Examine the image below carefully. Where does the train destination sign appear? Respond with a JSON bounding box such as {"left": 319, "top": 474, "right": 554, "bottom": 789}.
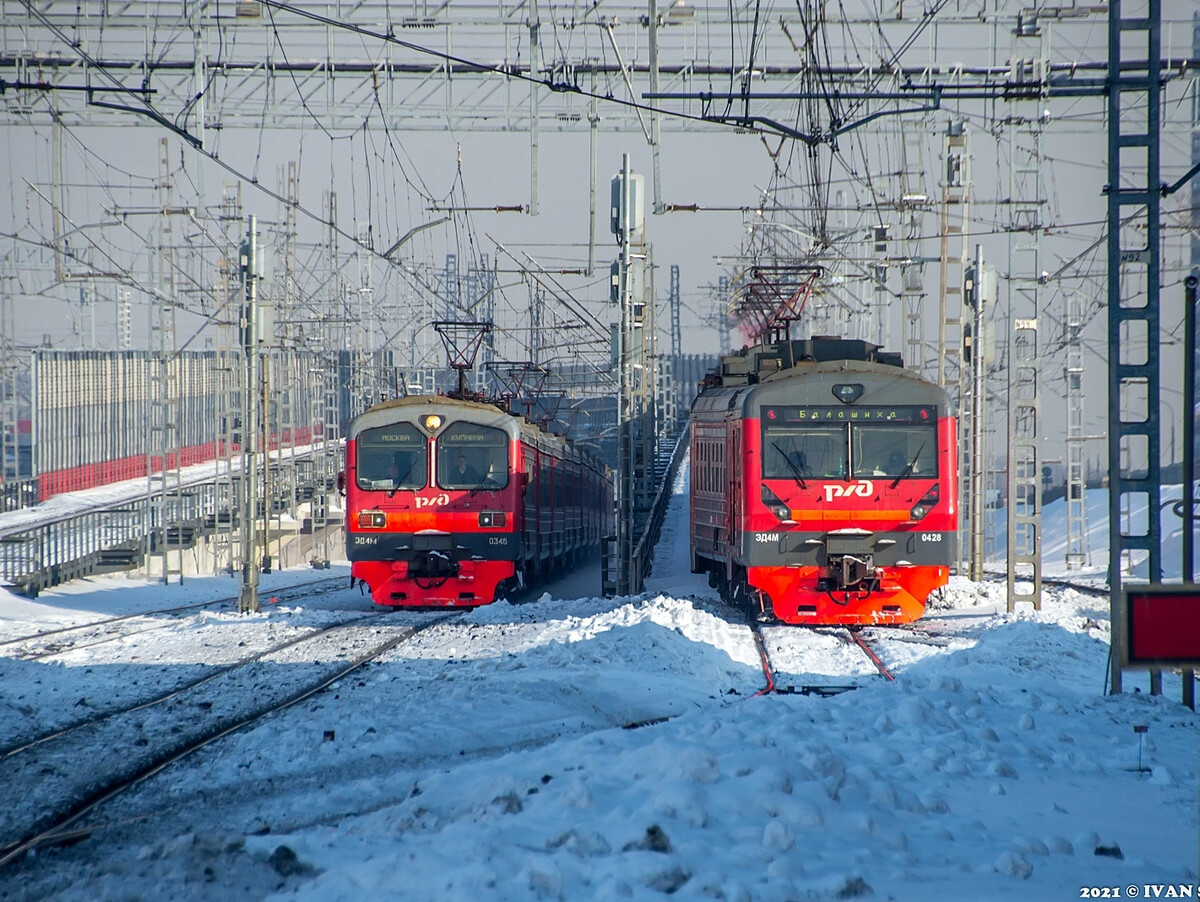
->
{"left": 361, "top": 425, "right": 424, "bottom": 446}
{"left": 762, "top": 405, "right": 937, "bottom": 424}
{"left": 1122, "top": 585, "right": 1200, "bottom": 668}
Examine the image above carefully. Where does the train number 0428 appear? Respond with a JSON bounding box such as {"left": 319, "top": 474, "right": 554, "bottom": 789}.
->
{"left": 920, "top": 532, "right": 942, "bottom": 542}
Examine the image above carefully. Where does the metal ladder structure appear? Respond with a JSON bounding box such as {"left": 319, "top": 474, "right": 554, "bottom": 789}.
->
{"left": 1004, "top": 21, "right": 1048, "bottom": 612}
{"left": 936, "top": 122, "right": 983, "bottom": 577}
{"left": 350, "top": 232, "right": 377, "bottom": 415}
{"left": 1063, "top": 288, "right": 1091, "bottom": 570}
{"left": 716, "top": 275, "right": 731, "bottom": 352}
{"left": 612, "top": 155, "right": 660, "bottom": 595}
{"left": 309, "top": 191, "right": 342, "bottom": 570}
{"left": 871, "top": 224, "right": 890, "bottom": 350}
{"left": 268, "top": 161, "right": 303, "bottom": 572}
{"left": 962, "top": 246, "right": 995, "bottom": 582}
{"left": 898, "top": 119, "right": 930, "bottom": 381}
{"left": 117, "top": 289, "right": 132, "bottom": 351}
{"left": 466, "top": 256, "right": 497, "bottom": 395}
{"left": 937, "top": 122, "right": 970, "bottom": 395}
{"left": 442, "top": 253, "right": 459, "bottom": 322}
{"left": 210, "top": 183, "right": 242, "bottom": 577}
{"left": 0, "top": 257, "right": 19, "bottom": 490}
{"left": 236, "top": 213, "right": 264, "bottom": 613}
{"left": 149, "top": 137, "right": 185, "bottom": 585}
{"left": 1107, "top": 0, "right": 1163, "bottom": 695}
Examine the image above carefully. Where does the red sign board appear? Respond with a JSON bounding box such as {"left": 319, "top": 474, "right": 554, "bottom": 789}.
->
{"left": 1123, "top": 586, "right": 1200, "bottom": 668}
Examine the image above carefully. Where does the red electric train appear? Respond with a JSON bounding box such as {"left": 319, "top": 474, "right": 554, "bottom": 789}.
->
{"left": 689, "top": 338, "right": 957, "bottom": 625}
{"left": 344, "top": 394, "right": 611, "bottom": 606}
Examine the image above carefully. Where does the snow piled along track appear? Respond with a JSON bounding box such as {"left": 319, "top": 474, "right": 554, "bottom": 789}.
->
{"left": 0, "top": 573, "right": 1195, "bottom": 902}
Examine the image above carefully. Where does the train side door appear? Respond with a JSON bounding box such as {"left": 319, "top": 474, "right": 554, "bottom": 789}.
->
{"left": 525, "top": 446, "right": 538, "bottom": 571}
{"left": 726, "top": 412, "right": 742, "bottom": 566}
{"left": 550, "top": 456, "right": 560, "bottom": 559}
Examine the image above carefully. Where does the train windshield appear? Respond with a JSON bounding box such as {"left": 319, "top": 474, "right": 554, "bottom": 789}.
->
{"left": 356, "top": 423, "right": 428, "bottom": 490}
{"left": 761, "top": 404, "right": 938, "bottom": 481}
{"left": 761, "top": 426, "right": 846, "bottom": 479}
{"left": 437, "top": 422, "right": 509, "bottom": 490}
{"left": 851, "top": 423, "right": 937, "bottom": 480}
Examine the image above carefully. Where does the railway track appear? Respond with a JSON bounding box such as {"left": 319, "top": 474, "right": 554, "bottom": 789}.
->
{"left": 0, "top": 608, "right": 462, "bottom": 867}
{"left": 1040, "top": 576, "right": 1110, "bottom": 598}
{"left": 745, "top": 604, "right": 979, "bottom": 697}
{"left": 741, "top": 571, "right": 1110, "bottom": 696}
{"left": 0, "top": 611, "right": 386, "bottom": 761}
{"left": 976, "top": 571, "right": 1111, "bottom": 601}
{"left": 748, "top": 621, "right": 908, "bottom": 696}
{"left": 0, "top": 576, "right": 350, "bottom": 662}
{"left": 747, "top": 575, "right": 1126, "bottom": 695}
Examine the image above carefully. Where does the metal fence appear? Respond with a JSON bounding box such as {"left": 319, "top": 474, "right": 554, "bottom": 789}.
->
{"left": 0, "top": 447, "right": 334, "bottom": 596}
{"left": 602, "top": 424, "right": 689, "bottom": 597}
{"left": 28, "top": 349, "right": 338, "bottom": 499}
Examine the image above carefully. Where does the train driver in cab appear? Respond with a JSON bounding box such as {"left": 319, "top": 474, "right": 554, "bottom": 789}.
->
{"left": 387, "top": 450, "right": 422, "bottom": 487}
{"left": 451, "top": 452, "right": 482, "bottom": 485}
{"left": 787, "top": 450, "right": 811, "bottom": 476}
{"left": 872, "top": 450, "right": 909, "bottom": 477}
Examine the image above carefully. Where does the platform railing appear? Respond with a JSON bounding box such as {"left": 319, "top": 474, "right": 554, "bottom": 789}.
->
{"left": 0, "top": 447, "right": 336, "bottom": 596}
{"left": 627, "top": 423, "right": 690, "bottom": 594}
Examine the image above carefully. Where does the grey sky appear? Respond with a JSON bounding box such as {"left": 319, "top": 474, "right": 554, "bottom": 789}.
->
{"left": 1, "top": 1, "right": 1197, "bottom": 469}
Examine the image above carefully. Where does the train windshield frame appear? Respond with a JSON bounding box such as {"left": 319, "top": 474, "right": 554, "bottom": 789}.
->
{"left": 437, "top": 422, "right": 510, "bottom": 490}
{"left": 356, "top": 423, "right": 428, "bottom": 490}
{"left": 761, "top": 404, "right": 938, "bottom": 481}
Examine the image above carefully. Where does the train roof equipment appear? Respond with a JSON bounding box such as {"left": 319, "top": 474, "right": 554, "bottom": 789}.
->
{"left": 701, "top": 337, "right": 904, "bottom": 389}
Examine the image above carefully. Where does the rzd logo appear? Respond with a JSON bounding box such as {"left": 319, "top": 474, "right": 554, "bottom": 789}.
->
{"left": 415, "top": 493, "right": 451, "bottom": 508}
{"left": 824, "top": 480, "right": 874, "bottom": 502}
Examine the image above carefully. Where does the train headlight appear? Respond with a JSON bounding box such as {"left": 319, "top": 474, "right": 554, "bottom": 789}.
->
{"left": 424, "top": 414, "right": 443, "bottom": 432}
{"left": 478, "top": 511, "right": 507, "bottom": 527}
{"left": 909, "top": 484, "right": 940, "bottom": 521}
{"left": 832, "top": 383, "right": 864, "bottom": 404}
{"left": 357, "top": 511, "right": 387, "bottom": 529}
{"left": 760, "top": 484, "right": 792, "bottom": 522}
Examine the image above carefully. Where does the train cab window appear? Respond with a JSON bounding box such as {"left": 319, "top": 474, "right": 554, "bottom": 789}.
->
{"left": 438, "top": 422, "right": 509, "bottom": 490}
{"left": 763, "top": 405, "right": 938, "bottom": 482}
{"left": 761, "top": 425, "right": 846, "bottom": 480}
{"left": 852, "top": 424, "right": 937, "bottom": 480}
{"left": 356, "top": 423, "right": 427, "bottom": 490}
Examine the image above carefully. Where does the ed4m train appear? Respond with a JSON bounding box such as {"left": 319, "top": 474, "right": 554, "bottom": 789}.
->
{"left": 689, "top": 338, "right": 957, "bottom": 625}
{"left": 344, "top": 395, "right": 611, "bottom": 607}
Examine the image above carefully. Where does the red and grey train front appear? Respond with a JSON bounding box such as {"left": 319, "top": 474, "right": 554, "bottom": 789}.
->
{"left": 745, "top": 366, "right": 958, "bottom": 624}
{"left": 345, "top": 399, "right": 519, "bottom": 606}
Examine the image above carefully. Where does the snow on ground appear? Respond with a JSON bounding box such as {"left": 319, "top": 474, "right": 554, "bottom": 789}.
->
{"left": 0, "top": 463, "right": 1196, "bottom": 901}
{"left": 999, "top": 483, "right": 1193, "bottom": 582}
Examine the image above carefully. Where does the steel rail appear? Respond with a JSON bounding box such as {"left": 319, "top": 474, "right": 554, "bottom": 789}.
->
{"left": 0, "top": 611, "right": 463, "bottom": 868}
{"left": 846, "top": 628, "right": 896, "bottom": 682}
{"left": 0, "top": 608, "right": 386, "bottom": 761}
{"left": 0, "top": 575, "right": 347, "bottom": 651}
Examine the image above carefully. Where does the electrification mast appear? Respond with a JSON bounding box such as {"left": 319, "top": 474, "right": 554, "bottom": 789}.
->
{"left": 238, "top": 214, "right": 261, "bottom": 614}
{"left": 611, "top": 154, "right": 656, "bottom": 595}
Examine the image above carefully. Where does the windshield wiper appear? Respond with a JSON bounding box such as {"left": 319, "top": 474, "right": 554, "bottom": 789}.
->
{"left": 467, "top": 471, "right": 501, "bottom": 495}
{"left": 890, "top": 442, "right": 925, "bottom": 489}
{"left": 771, "top": 441, "right": 807, "bottom": 489}
{"left": 387, "top": 460, "right": 418, "bottom": 497}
